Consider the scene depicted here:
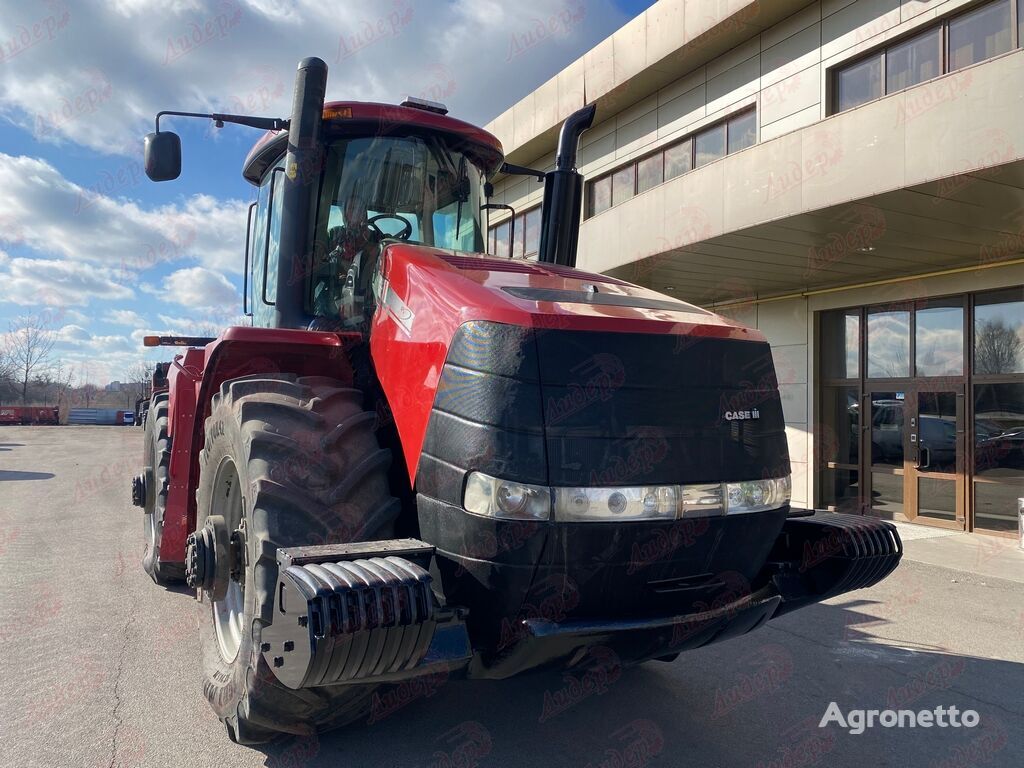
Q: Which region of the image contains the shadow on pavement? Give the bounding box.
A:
[0,443,26,451]
[0,469,55,481]
[250,599,1023,768]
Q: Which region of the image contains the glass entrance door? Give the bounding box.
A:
[864,386,966,528]
[907,388,965,528]
[866,389,907,518]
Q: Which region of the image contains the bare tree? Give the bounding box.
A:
[6,314,56,404]
[78,362,95,407]
[976,319,1022,374]
[0,343,16,403]
[125,361,153,392]
[50,359,75,415]
[124,360,153,409]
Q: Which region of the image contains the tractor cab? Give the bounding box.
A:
[233,100,505,330]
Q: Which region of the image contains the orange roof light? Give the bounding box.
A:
[143,336,160,347]
[323,106,353,120]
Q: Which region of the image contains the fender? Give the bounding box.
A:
[158,326,360,565]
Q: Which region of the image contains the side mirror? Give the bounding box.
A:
[144,131,181,181]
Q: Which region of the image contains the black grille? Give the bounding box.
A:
[418,321,790,504]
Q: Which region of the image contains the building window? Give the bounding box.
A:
[973,383,1024,531]
[974,288,1024,374]
[584,107,755,218]
[612,166,635,206]
[523,207,541,258]
[948,0,1013,70]
[727,110,757,153]
[492,219,510,258]
[588,176,612,217]
[832,0,1020,114]
[916,299,964,377]
[664,139,692,181]
[886,28,942,93]
[695,123,726,168]
[487,205,542,259]
[835,55,882,112]
[821,309,860,379]
[636,154,663,194]
[817,288,1024,534]
[1020,0,1024,50]
[867,308,911,378]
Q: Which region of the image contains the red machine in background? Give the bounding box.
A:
[0,406,59,425]
[133,57,903,745]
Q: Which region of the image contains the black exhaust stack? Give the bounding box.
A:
[275,57,328,328]
[537,104,596,269]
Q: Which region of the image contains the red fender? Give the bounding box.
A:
[158,327,359,565]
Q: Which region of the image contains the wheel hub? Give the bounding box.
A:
[185,515,229,600]
[131,472,147,508]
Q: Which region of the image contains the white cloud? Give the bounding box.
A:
[0,154,248,275]
[0,257,133,306]
[0,0,627,155]
[104,308,145,326]
[160,266,238,308]
[58,324,91,341]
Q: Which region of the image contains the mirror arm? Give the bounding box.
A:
[500,162,545,182]
[155,110,288,133]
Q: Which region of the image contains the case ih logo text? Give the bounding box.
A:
[724,408,759,421]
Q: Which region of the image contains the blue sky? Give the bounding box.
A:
[0,0,655,383]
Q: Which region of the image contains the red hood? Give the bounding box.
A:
[380,244,763,342]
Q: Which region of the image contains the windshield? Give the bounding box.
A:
[308,134,487,321]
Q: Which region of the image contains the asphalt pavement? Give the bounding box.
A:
[1,426,1022,768]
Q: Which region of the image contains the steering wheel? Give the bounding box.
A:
[366,213,413,241]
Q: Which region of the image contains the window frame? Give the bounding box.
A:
[815,286,1024,536]
[830,0,1021,115]
[486,204,543,260]
[583,106,756,220]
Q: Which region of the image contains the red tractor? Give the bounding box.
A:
[133,57,902,744]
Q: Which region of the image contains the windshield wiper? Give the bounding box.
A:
[455,155,467,241]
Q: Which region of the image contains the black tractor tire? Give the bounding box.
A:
[142,393,184,583]
[195,373,401,745]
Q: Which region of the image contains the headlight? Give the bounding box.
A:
[724,477,791,515]
[553,485,678,522]
[462,472,790,522]
[463,472,551,520]
[680,483,724,517]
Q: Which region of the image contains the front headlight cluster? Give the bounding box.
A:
[463,472,791,522]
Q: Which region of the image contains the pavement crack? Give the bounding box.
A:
[107,590,139,768]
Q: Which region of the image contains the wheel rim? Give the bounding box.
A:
[144,511,156,549]
[210,457,245,663]
[143,465,156,550]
